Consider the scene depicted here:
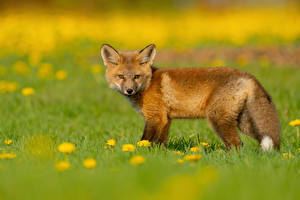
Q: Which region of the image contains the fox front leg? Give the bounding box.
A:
[141,119,171,146]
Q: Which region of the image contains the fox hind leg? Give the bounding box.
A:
[208,116,241,151]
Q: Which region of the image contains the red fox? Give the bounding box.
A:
[100,44,281,151]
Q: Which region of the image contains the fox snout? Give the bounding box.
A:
[123,81,137,96]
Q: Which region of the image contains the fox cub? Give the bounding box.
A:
[100,44,281,151]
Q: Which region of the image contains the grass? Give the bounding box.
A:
[0,51,300,200]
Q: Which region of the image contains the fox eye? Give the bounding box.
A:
[118,75,124,79]
[134,75,140,79]
[139,62,147,65]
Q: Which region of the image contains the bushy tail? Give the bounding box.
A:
[246,85,281,151]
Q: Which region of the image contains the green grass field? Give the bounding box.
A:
[0,52,300,200]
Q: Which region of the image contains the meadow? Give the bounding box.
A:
[0,6,300,200]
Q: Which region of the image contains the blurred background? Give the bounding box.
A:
[0,0,300,67]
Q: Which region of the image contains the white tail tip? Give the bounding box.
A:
[260,136,274,151]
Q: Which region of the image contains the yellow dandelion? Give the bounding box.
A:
[38,63,53,79]
[106,139,116,147]
[91,64,102,74]
[57,142,75,153]
[190,147,201,152]
[213,59,224,67]
[137,140,151,147]
[83,158,97,169]
[4,139,12,145]
[281,153,294,160]
[289,119,300,127]
[22,87,35,96]
[298,148,300,152]
[177,159,184,164]
[55,70,67,80]
[122,144,135,152]
[200,142,210,148]
[55,161,70,171]
[0,81,7,93]
[130,155,146,165]
[0,81,18,93]
[6,82,18,93]
[184,154,202,162]
[173,151,184,156]
[0,153,16,159]
[13,61,30,76]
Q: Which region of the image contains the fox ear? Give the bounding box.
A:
[137,44,156,65]
[101,44,120,66]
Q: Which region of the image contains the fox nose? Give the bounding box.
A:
[126,89,133,95]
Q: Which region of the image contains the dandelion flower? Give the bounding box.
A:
[106,139,116,147]
[177,159,184,164]
[184,154,202,162]
[173,151,184,156]
[38,63,53,79]
[130,155,145,165]
[5,82,18,92]
[55,70,67,80]
[83,158,97,169]
[137,140,151,147]
[91,65,102,74]
[281,153,294,160]
[22,87,35,96]
[57,142,75,153]
[4,139,12,145]
[289,119,300,127]
[298,148,300,152]
[13,61,30,76]
[0,153,16,159]
[200,142,210,148]
[190,147,201,152]
[122,144,135,152]
[55,161,70,171]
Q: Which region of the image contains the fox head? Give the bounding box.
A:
[100,44,156,96]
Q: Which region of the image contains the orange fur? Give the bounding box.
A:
[100,44,281,150]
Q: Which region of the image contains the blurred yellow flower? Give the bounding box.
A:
[177,159,184,164]
[21,87,35,96]
[5,82,18,92]
[106,139,116,147]
[122,144,135,152]
[57,142,75,153]
[289,119,300,127]
[4,139,12,145]
[213,59,224,67]
[130,155,145,165]
[0,81,18,94]
[55,161,70,171]
[83,158,97,169]
[91,64,102,74]
[200,142,210,148]
[56,70,68,80]
[281,153,294,160]
[298,148,300,152]
[137,140,151,147]
[38,63,53,79]
[0,153,16,159]
[173,150,184,156]
[184,154,202,162]
[13,61,30,76]
[190,147,201,152]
